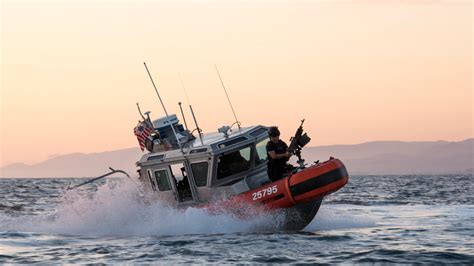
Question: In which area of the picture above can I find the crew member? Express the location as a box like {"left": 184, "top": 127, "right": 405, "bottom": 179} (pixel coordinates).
{"left": 266, "top": 126, "right": 291, "bottom": 181}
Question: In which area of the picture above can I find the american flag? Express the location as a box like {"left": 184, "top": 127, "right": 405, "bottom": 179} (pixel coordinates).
{"left": 134, "top": 121, "right": 153, "bottom": 151}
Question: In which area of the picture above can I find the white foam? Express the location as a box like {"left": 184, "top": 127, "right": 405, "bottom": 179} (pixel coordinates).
{"left": 0, "top": 179, "right": 381, "bottom": 236}
{"left": 0, "top": 179, "right": 278, "bottom": 236}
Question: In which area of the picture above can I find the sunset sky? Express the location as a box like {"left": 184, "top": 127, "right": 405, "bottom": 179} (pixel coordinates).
{"left": 1, "top": 0, "right": 472, "bottom": 167}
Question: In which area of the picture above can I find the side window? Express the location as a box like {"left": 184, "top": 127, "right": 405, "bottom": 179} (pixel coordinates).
{"left": 154, "top": 170, "right": 172, "bottom": 191}
{"left": 169, "top": 162, "right": 186, "bottom": 182}
{"left": 255, "top": 138, "right": 269, "bottom": 165}
{"left": 191, "top": 162, "right": 208, "bottom": 187}
{"left": 147, "top": 169, "right": 157, "bottom": 191}
{"left": 217, "top": 146, "right": 251, "bottom": 179}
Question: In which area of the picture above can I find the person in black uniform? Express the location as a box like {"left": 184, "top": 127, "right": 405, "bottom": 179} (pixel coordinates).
{"left": 266, "top": 126, "right": 291, "bottom": 182}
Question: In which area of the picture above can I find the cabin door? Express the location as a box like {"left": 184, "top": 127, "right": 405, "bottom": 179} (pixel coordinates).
{"left": 168, "top": 161, "right": 198, "bottom": 202}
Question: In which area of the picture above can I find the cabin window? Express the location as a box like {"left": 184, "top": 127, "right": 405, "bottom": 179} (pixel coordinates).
{"left": 249, "top": 128, "right": 268, "bottom": 137}
{"left": 191, "top": 162, "right": 208, "bottom": 187}
{"left": 169, "top": 162, "right": 193, "bottom": 202}
{"left": 255, "top": 138, "right": 269, "bottom": 165}
{"left": 217, "top": 146, "right": 251, "bottom": 179}
{"left": 169, "top": 163, "right": 186, "bottom": 181}
{"left": 190, "top": 148, "right": 207, "bottom": 154}
{"left": 147, "top": 154, "right": 165, "bottom": 161}
{"left": 218, "top": 137, "right": 247, "bottom": 149}
{"left": 154, "top": 169, "right": 172, "bottom": 191}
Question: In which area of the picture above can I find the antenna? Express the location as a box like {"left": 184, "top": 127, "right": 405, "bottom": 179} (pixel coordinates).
{"left": 143, "top": 62, "right": 183, "bottom": 152}
{"left": 214, "top": 64, "right": 241, "bottom": 132}
{"left": 179, "top": 73, "right": 192, "bottom": 106}
{"left": 179, "top": 73, "right": 204, "bottom": 145}
{"left": 178, "top": 102, "right": 188, "bottom": 130}
{"left": 189, "top": 105, "right": 204, "bottom": 145}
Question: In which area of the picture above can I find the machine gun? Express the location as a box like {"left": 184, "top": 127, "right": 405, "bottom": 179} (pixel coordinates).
{"left": 288, "top": 119, "right": 311, "bottom": 168}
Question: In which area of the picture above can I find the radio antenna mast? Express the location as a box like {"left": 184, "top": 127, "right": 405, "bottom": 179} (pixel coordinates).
{"left": 178, "top": 102, "right": 188, "bottom": 130}
{"left": 143, "top": 62, "right": 183, "bottom": 152}
{"left": 214, "top": 64, "right": 241, "bottom": 132}
{"left": 179, "top": 73, "right": 204, "bottom": 145}
{"left": 179, "top": 73, "right": 192, "bottom": 106}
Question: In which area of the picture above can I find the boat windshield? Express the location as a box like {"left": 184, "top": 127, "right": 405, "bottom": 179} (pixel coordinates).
{"left": 217, "top": 146, "right": 251, "bottom": 179}
{"left": 254, "top": 138, "right": 268, "bottom": 165}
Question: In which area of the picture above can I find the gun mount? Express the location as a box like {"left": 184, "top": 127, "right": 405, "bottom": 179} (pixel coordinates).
{"left": 288, "top": 119, "right": 311, "bottom": 168}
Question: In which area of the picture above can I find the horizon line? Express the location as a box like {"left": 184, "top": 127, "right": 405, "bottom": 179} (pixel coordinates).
{"left": 2, "top": 137, "right": 472, "bottom": 168}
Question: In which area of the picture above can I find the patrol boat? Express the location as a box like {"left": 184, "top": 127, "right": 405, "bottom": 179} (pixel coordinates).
{"left": 133, "top": 112, "right": 349, "bottom": 230}
{"left": 69, "top": 64, "right": 349, "bottom": 230}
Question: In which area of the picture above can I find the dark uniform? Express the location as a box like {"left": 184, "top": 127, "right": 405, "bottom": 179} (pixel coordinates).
{"left": 266, "top": 140, "right": 289, "bottom": 182}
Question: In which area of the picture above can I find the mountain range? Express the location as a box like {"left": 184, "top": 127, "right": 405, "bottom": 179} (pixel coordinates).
{"left": 1, "top": 139, "right": 472, "bottom": 178}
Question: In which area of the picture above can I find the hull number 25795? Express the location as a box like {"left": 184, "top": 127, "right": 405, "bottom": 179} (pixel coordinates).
{"left": 252, "top": 185, "right": 278, "bottom": 201}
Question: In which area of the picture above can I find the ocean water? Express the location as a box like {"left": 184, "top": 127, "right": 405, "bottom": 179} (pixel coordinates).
{"left": 0, "top": 175, "right": 473, "bottom": 263}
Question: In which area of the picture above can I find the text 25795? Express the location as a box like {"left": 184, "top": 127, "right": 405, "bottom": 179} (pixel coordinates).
{"left": 252, "top": 185, "right": 278, "bottom": 201}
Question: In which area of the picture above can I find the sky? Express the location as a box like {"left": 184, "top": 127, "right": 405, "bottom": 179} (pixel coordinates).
{"left": 1, "top": 0, "right": 472, "bottom": 167}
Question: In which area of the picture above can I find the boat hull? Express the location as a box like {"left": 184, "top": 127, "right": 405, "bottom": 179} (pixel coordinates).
{"left": 279, "top": 198, "right": 323, "bottom": 230}
{"left": 207, "top": 158, "right": 348, "bottom": 230}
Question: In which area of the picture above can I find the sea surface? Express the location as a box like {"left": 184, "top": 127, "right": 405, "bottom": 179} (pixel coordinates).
{"left": 0, "top": 175, "right": 473, "bottom": 263}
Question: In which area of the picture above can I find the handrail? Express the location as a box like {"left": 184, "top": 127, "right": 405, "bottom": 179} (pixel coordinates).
{"left": 66, "top": 167, "right": 131, "bottom": 191}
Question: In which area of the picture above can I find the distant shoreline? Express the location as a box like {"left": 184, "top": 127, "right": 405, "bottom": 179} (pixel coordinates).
{"left": 1, "top": 139, "right": 472, "bottom": 178}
